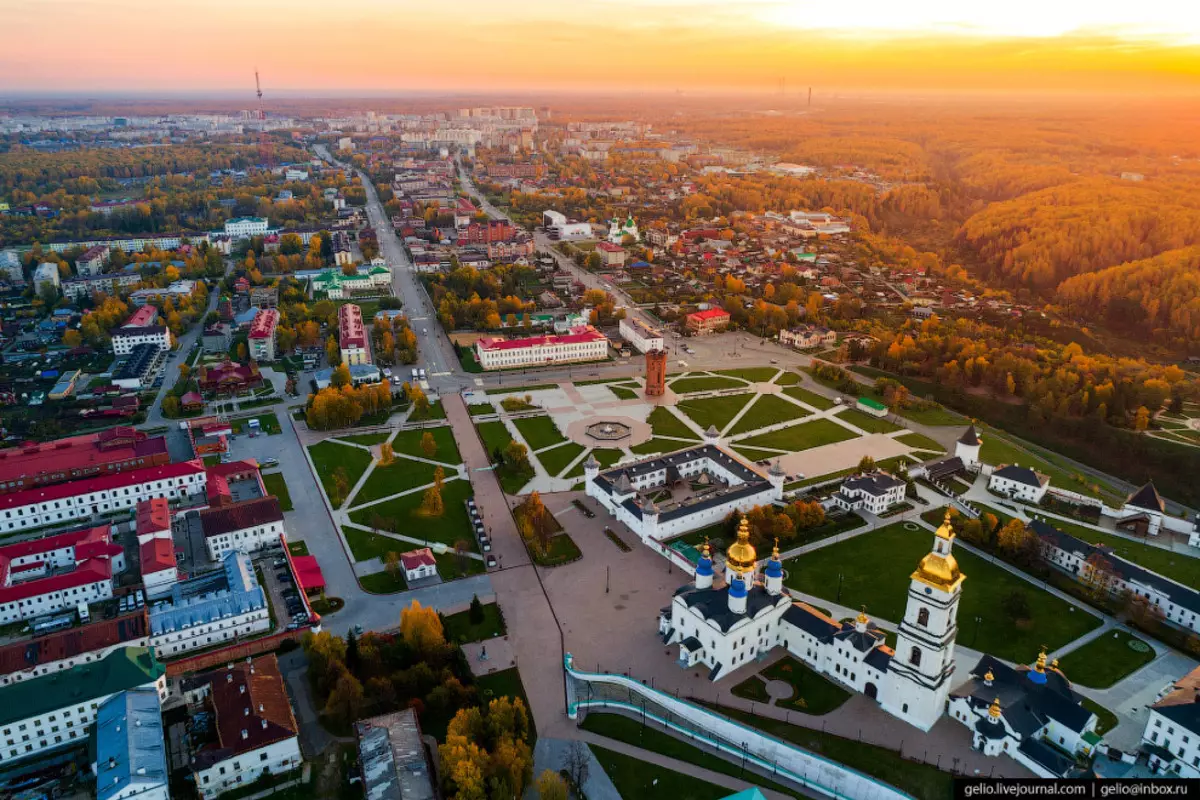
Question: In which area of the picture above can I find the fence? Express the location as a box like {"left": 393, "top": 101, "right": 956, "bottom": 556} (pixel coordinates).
{"left": 164, "top": 626, "right": 313, "bottom": 677}
{"left": 565, "top": 654, "right": 912, "bottom": 800}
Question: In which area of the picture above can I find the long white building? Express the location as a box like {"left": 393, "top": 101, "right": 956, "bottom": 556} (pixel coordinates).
{"left": 474, "top": 326, "right": 608, "bottom": 370}
{"left": 223, "top": 217, "right": 272, "bottom": 239}
{"left": 148, "top": 552, "right": 271, "bottom": 658}
{"left": 0, "top": 524, "right": 126, "bottom": 624}
{"left": 618, "top": 317, "right": 664, "bottom": 354}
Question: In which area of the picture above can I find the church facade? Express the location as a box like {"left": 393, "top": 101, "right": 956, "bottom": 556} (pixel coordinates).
{"left": 659, "top": 512, "right": 966, "bottom": 731}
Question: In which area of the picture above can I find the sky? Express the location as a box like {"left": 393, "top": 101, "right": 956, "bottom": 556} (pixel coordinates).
{"left": 2, "top": 0, "right": 1200, "bottom": 95}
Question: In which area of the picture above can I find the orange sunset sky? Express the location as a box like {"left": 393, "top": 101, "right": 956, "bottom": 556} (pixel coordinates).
{"left": 3, "top": 0, "right": 1200, "bottom": 94}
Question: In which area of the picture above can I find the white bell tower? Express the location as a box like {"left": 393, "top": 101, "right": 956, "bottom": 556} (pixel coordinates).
{"left": 880, "top": 510, "right": 965, "bottom": 731}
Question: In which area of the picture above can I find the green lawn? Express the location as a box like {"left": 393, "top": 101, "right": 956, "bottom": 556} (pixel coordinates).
{"left": 348, "top": 479, "right": 477, "bottom": 550}
{"left": 475, "top": 667, "right": 536, "bottom": 741}
{"left": 731, "top": 675, "right": 772, "bottom": 703}
{"left": 592, "top": 448, "right": 624, "bottom": 468}
{"left": 739, "top": 419, "right": 857, "bottom": 452}
{"left": 676, "top": 393, "right": 754, "bottom": 432}
{"left": 669, "top": 376, "right": 746, "bottom": 393}
{"left": 1084, "top": 698, "right": 1119, "bottom": 735}
{"left": 733, "top": 445, "right": 788, "bottom": 461}
{"left": 537, "top": 442, "right": 586, "bottom": 476}
{"left": 581, "top": 715, "right": 798, "bottom": 798}
{"left": 978, "top": 429, "right": 1111, "bottom": 501}
{"left": 349, "top": 458, "right": 440, "bottom": 506}
{"left": 359, "top": 570, "right": 407, "bottom": 594}
{"left": 443, "top": 602, "right": 507, "bottom": 644}
{"left": 648, "top": 407, "right": 699, "bottom": 439}
{"left": 631, "top": 438, "right": 692, "bottom": 456}
{"left": 1038, "top": 516, "right": 1200, "bottom": 589}
{"left": 468, "top": 403, "right": 495, "bottom": 416}
{"left": 590, "top": 745, "right": 728, "bottom": 800}
{"left": 486, "top": 383, "right": 559, "bottom": 395}
{"left": 895, "top": 432, "right": 945, "bottom": 453}
{"left": 390, "top": 426, "right": 462, "bottom": 464}
{"left": 342, "top": 526, "right": 422, "bottom": 562}
{"left": 476, "top": 420, "right": 516, "bottom": 458}
{"left": 1055, "top": 630, "right": 1156, "bottom": 688}
{"left": 715, "top": 367, "right": 780, "bottom": 382}
{"left": 782, "top": 385, "right": 835, "bottom": 411}
{"left": 232, "top": 411, "right": 282, "bottom": 435}
{"left": 513, "top": 415, "right": 567, "bottom": 450}
{"left": 774, "top": 371, "right": 802, "bottom": 386}
{"left": 261, "top": 472, "right": 293, "bottom": 511}
{"left": 727, "top": 394, "right": 809, "bottom": 436}
{"left": 308, "top": 441, "right": 374, "bottom": 508}
{"left": 610, "top": 386, "right": 638, "bottom": 400}
{"left": 287, "top": 540, "right": 309, "bottom": 556}
{"left": 760, "top": 656, "right": 851, "bottom": 714}
{"left": 698, "top": 703, "right": 953, "bottom": 800}
{"left": 785, "top": 522, "right": 1102, "bottom": 661}
{"left": 535, "top": 533, "right": 582, "bottom": 566}
{"left": 836, "top": 408, "right": 903, "bottom": 433}
{"left": 896, "top": 404, "right": 963, "bottom": 426}
{"left": 337, "top": 432, "right": 390, "bottom": 446}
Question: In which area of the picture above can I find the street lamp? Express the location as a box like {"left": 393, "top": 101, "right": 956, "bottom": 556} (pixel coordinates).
{"left": 836, "top": 572, "right": 844, "bottom": 603}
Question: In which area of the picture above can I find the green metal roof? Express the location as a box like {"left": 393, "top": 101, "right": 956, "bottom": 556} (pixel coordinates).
{"left": 857, "top": 397, "right": 887, "bottom": 411}
{"left": 0, "top": 646, "right": 164, "bottom": 727}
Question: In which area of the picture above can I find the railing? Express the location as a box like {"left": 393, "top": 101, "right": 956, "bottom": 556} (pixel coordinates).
{"left": 565, "top": 654, "right": 913, "bottom": 800}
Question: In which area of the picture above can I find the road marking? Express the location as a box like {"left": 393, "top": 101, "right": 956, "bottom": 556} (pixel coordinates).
{"left": 432, "top": 371, "right": 453, "bottom": 377}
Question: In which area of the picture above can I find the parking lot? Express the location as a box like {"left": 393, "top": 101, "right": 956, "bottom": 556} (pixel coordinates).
{"left": 466, "top": 497, "right": 498, "bottom": 569}
{"left": 256, "top": 551, "right": 311, "bottom": 631}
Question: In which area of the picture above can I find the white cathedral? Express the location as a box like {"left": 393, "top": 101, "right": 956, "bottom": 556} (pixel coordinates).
{"left": 659, "top": 512, "right": 967, "bottom": 732}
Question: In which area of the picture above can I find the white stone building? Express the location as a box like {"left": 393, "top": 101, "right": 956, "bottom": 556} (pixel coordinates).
{"left": 111, "top": 325, "right": 170, "bottom": 357}
{"left": 76, "top": 245, "right": 110, "bottom": 278}
{"left": 186, "top": 497, "right": 285, "bottom": 561}
{"left": 618, "top": 317, "right": 664, "bottom": 354}
{"left": 1142, "top": 667, "right": 1200, "bottom": 778}
{"left": 400, "top": 548, "right": 438, "bottom": 582}
{"left": 34, "top": 262, "right": 61, "bottom": 294}
{"left": 831, "top": 471, "right": 906, "bottom": 515}
{"left": 474, "top": 326, "right": 608, "bottom": 371}
{"left": 956, "top": 425, "right": 982, "bottom": 470}
{"left": 586, "top": 445, "right": 784, "bottom": 542}
{"left": 0, "top": 524, "right": 126, "bottom": 624}
{"left": 779, "top": 325, "right": 837, "bottom": 350}
{"left": 148, "top": 553, "right": 271, "bottom": 658}
{"left": 988, "top": 465, "right": 1049, "bottom": 503}
{"left": 223, "top": 217, "right": 271, "bottom": 239}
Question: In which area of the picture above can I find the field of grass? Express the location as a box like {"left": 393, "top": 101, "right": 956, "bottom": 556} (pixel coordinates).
{"left": 337, "top": 432, "right": 390, "bottom": 446}
{"left": 733, "top": 445, "right": 788, "bottom": 462}
{"left": 232, "top": 411, "right": 282, "bottom": 435}
{"left": 785, "top": 522, "right": 1102, "bottom": 661}
{"left": 836, "top": 408, "right": 903, "bottom": 433}
{"left": 486, "top": 383, "right": 559, "bottom": 395}
{"left": 676, "top": 393, "right": 754, "bottom": 432}
{"left": 261, "top": 472, "right": 293, "bottom": 511}
{"left": 389, "top": 426, "right": 462, "bottom": 464}
{"left": 739, "top": 419, "right": 857, "bottom": 452}
{"left": 589, "top": 746, "right": 728, "bottom": 800}
{"left": 895, "top": 432, "right": 945, "bottom": 453}
{"left": 359, "top": 570, "right": 406, "bottom": 594}
{"left": 782, "top": 385, "right": 835, "bottom": 411}
{"left": 670, "top": 376, "right": 746, "bottom": 393}
{"left": 350, "top": 458, "right": 440, "bottom": 506}
{"left": 308, "top": 441, "right": 374, "bottom": 508}
{"left": 727, "top": 394, "right": 809, "bottom": 436}
{"left": 631, "top": 438, "right": 691, "bottom": 456}
{"left": 896, "top": 404, "right": 963, "bottom": 426}
{"left": 1039, "top": 516, "right": 1200, "bottom": 588}
{"left": 343, "top": 526, "right": 421, "bottom": 562}
{"left": 468, "top": 403, "right": 495, "bottom": 416}
{"left": 648, "top": 407, "right": 699, "bottom": 439}
{"left": 610, "top": 386, "right": 638, "bottom": 400}
{"left": 347, "top": 479, "right": 477, "bottom": 549}
{"left": 978, "top": 429, "right": 1113, "bottom": 501}
{"left": 774, "top": 371, "right": 802, "bottom": 386}
{"left": 476, "top": 420, "right": 515, "bottom": 457}
{"left": 734, "top": 656, "right": 850, "bottom": 714}
{"left": 716, "top": 367, "right": 780, "bottom": 382}
{"left": 1055, "top": 630, "right": 1156, "bottom": 688}
{"left": 513, "top": 415, "right": 567, "bottom": 450}
{"left": 443, "top": 602, "right": 506, "bottom": 644}
{"left": 592, "top": 448, "right": 624, "bottom": 468}
{"left": 535, "top": 533, "right": 582, "bottom": 566}
{"left": 537, "top": 442, "right": 586, "bottom": 476}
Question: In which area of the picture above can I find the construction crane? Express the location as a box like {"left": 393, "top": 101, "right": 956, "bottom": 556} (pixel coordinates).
{"left": 254, "top": 69, "right": 273, "bottom": 168}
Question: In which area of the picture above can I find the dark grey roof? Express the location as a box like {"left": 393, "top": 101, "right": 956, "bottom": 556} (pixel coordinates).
{"left": 952, "top": 655, "right": 1091, "bottom": 737}
{"left": 1153, "top": 702, "right": 1200, "bottom": 733}
{"left": 975, "top": 717, "right": 1006, "bottom": 740}
{"left": 992, "top": 465, "right": 1045, "bottom": 487}
{"left": 1018, "top": 739, "right": 1077, "bottom": 777}
{"left": 864, "top": 647, "right": 894, "bottom": 672}
{"left": 680, "top": 636, "right": 703, "bottom": 653}
{"left": 958, "top": 425, "right": 981, "bottom": 446}
{"left": 660, "top": 481, "right": 769, "bottom": 523}
{"left": 833, "top": 626, "right": 885, "bottom": 653}
{"left": 1031, "top": 519, "right": 1200, "bottom": 615}
{"left": 676, "top": 584, "right": 783, "bottom": 632}
{"left": 842, "top": 472, "right": 904, "bottom": 496}
{"left": 782, "top": 604, "right": 840, "bottom": 639}
{"left": 1127, "top": 481, "right": 1165, "bottom": 513}
{"left": 925, "top": 457, "right": 963, "bottom": 481}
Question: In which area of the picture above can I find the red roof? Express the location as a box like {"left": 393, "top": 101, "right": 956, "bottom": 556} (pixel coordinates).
{"left": 248, "top": 308, "right": 279, "bottom": 339}
{"left": 0, "top": 524, "right": 112, "bottom": 561}
{"left": 198, "top": 496, "right": 283, "bottom": 537}
{"left": 181, "top": 391, "right": 204, "bottom": 406}
{"left": 290, "top": 556, "right": 325, "bottom": 591}
{"left": 124, "top": 305, "right": 159, "bottom": 328}
{"left": 0, "top": 429, "right": 168, "bottom": 488}
{"left": 0, "top": 611, "right": 147, "bottom": 675}
{"left": 399, "top": 548, "right": 437, "bottom": 571}
{"left": 477, "top": 326, "right": 606, "bottom": 352}
{"left": 595, "top": 241, "right": 624, "bottom": 253}
{"left": 139, "top": 537, "right": 177, "bottom": 574}
{"left": 0, "top": 460, "right": 205, "bottom": 512}
{"left": 193, "top": 655, "right": 298, "bottom": 767}
{"left": 136, "top": 498, "right": 171, "bottom": 535}
{"left": 688, "top": 308, "right": 730, "bottom": 322}
{"left": 0, "top": 558, "right": 112, "bottom": 605}
{"left": 338, "top": 303, "right": 367, "bottom": 349}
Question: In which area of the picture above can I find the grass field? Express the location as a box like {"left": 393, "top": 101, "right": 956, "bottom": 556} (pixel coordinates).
{"left": 261, "top": 472, "right": 293, "bottom": 511}
{"left": 1055, "top": 630, "right": 1156, "bottom": 688}
{"left": 476, "top": 420, "right": 515, "bottom": 456}
{"left": 350, "top": 458, "right": 440, "bottom": 506}
{"left": 895, "top": 432, "right": 945, "bottom": 453}
{"left": 443, "top": 602, "right": 506, "bottom": 644}
{"left": 589, "top": 745, "right": 729, "bottom": 800}
{"left": 782, "top": 385, "right": 835, "bottom": 410}
{"left": 785, "top": 522, "right": 1102, "bottom": 661}
{"left": 308, "top": 441, "right": 374, "bottom": 508}
{"left": 537, "top": 442, "right": 586, "bottom": 476}
{"left": 739, "top": 418, "right": 858, "bottom": 452}
{"left": 468, "top": 403, "right": 495, "bottom": 416}
{"left": 774, "top": 371, "right": 802, "bottom": 386}
{"left": 727, "top": 394, "right": 809, "bottom": 436}
{"left": 896, "top": 404, "right": 963, "bottom": 426}
{"left": 513, "top": 415, "right": 567, "bottom": 450}
{"left": 610, "top": 386, "right": 638, "bottom": 400}
{"left": 648, "top": 407, "right": 699, "bottom": 439}
{"left": 836, "top": 408, "right": 903, "bottom": 433}
{"left": 232, "top": 411, "right": 282, "bottom": 436}
{"left": 389, "top": 426, "right": 462, "bottom": 464}
{"left": 1037, "top": 515, "right": 1200, "bottom": 588}
{"left": 359, "top": 570, "right": 407, "bottom": 594}
{"left": 337, "top": 432, "right": 390, "bottom": 446}
{"left": 979, "top": 429, "right": 1114, "bottom": 501}
{"left": 631, "top": 438, "right": 691, "bottom": 455}
{"left": 670, "top": 376, "right": 746, "bottom": 393}
{"left": 593, "top": 448, "right": 624, "bottom": 468}
{"left": 347, "top": 479, "right": 476, "bottom": 549}
{"left": 746, "top": 656, "right": 850, "bottom": 714}
{"left": 733, "top": 445, "right": 788, "bottom": 462}
{"left": 343, "top": 526, "right": 421, "bottom": 562}
{"left": 486, "top": 383, "right": 558, "bottom": 395}
{"left": 535, "top": 533, "right": 583, "bottom": 566}
{"left": 676, "top": 393, "right": 754, "bottom": 432}
{"left": 716, "top": 367, "right": 780, "bottom": 382}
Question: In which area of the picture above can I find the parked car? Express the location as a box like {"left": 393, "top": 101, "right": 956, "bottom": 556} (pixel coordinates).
{"left": 572, "top": 499, "right": 595, "bottom": 518}
{"left": 486, "top": 555, "right": 497, "bottom": 568}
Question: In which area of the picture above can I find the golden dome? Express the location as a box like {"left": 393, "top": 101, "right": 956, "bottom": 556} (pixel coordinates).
{"left": 935, "top": 509, "right": 956, "bottom": 540}
{"left": 1050, "top": 658, "right": 1060, "bottom": 670}
{"left": 700, "top": 539, "right": 711, "bottom": 559}
{"left": 984, "top": 669, "right": 995, "bottom": 683}
{"left": 913, "top": 551, "right": 962, "bottom": 590}
{"left": 726, "top": 517, "right": 757, "bottom": 573}
{"left": 1034, "top": 648, "right": 1048, "bottom": 674}
{"left": 988, "top": 698, "right": 1002, "bottom": 719}
{"left": 855, "top": 607, "right": 870, "bottom": 625}
{"left": 772, "top": 538, "right": 780, "bottom": 560}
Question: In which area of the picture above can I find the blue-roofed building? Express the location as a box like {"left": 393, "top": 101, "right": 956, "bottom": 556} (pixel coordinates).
{"left": 94, "top": 687, "right": 168, "bottom": 800}
{"left": 148, "top": 552, "right": 270, "bottom": 658}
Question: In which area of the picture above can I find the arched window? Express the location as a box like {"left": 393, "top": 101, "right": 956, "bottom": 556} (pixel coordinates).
{"left": 917, "top": 608, "right": 930, "bottom": 627}
{"left": 909, "top": 647, "right": 921, "bottom": 667}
